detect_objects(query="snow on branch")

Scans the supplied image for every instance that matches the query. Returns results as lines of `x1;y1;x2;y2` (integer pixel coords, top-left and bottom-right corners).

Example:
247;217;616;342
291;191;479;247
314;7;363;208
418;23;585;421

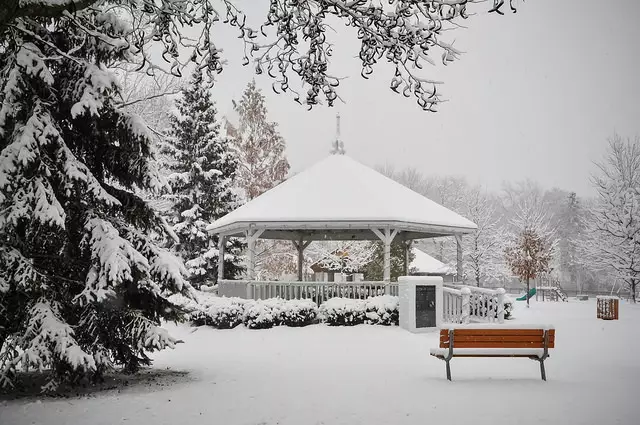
78;216;150;304
1;301;96;384
2;1;519;112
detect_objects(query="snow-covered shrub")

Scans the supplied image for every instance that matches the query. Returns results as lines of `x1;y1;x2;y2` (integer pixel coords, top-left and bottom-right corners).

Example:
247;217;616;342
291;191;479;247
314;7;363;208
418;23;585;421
205;297;247;329
365;296;399;326
168;292;246;328
319;298;367;326
503;295;514;320
243;298;284;329
167;293;203;317
280;299;319;327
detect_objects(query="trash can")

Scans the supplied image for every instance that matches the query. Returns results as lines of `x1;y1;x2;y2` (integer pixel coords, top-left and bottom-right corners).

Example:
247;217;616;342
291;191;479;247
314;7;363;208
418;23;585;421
596;296;619;320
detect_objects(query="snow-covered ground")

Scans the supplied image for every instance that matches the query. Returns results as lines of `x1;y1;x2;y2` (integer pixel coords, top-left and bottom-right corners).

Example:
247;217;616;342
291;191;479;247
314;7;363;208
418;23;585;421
2;299;639;425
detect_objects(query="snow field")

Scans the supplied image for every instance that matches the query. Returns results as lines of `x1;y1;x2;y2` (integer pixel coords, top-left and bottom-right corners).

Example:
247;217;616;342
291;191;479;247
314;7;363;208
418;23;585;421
2;299;639;425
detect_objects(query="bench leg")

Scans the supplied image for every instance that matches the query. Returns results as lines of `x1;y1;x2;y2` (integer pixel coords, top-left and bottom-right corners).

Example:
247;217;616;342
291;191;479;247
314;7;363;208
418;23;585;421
539;359;546;381
445;359;452;381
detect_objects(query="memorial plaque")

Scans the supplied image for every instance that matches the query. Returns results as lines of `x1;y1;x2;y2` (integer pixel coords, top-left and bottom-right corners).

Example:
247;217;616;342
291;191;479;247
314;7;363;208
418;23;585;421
415;285;436;328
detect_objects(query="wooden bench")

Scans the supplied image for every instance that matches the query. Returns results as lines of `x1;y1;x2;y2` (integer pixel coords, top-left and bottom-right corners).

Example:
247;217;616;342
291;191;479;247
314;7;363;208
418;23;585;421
430;325;555;381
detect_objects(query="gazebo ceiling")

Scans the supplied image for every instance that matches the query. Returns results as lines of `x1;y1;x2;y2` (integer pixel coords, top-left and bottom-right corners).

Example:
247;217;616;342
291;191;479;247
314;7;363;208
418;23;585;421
207;155;477;239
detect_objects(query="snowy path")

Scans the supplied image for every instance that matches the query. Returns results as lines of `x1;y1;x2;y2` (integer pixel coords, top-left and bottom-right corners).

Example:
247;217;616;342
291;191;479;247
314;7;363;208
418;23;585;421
2;300;639;425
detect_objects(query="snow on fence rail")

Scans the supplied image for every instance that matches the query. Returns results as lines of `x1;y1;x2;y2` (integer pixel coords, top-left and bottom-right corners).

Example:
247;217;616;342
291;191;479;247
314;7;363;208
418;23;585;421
443;285;505;324
218;280;399;305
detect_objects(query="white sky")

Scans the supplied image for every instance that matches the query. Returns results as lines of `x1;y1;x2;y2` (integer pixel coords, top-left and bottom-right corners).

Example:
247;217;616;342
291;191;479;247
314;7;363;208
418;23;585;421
190;0;640;197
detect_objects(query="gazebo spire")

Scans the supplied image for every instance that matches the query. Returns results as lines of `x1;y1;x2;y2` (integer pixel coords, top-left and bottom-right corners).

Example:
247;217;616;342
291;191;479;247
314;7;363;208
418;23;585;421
330;113;345;155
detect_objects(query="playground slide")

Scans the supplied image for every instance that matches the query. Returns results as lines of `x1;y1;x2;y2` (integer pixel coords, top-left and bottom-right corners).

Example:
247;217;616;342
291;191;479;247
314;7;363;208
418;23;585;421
516;288;536;301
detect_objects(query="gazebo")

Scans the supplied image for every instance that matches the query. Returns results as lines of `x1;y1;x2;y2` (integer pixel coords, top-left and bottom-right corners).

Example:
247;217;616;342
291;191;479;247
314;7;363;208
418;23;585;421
207;154;477;301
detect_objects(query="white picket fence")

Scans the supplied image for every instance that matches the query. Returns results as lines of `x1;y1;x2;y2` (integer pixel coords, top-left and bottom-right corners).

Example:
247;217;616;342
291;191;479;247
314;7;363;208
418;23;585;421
443;285;506;324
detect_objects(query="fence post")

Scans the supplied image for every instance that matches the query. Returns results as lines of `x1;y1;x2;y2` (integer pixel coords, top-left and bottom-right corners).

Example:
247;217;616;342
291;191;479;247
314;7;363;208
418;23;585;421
496;288;505;324
461;287;471;324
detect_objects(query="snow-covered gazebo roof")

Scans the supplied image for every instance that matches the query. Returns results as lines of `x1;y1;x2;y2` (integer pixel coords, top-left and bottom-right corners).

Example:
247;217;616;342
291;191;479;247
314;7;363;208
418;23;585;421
207;154;476;241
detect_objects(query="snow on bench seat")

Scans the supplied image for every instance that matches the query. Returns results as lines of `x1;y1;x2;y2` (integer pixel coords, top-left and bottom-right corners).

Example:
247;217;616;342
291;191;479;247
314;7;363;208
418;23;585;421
430;348;546;358
439;323;555;330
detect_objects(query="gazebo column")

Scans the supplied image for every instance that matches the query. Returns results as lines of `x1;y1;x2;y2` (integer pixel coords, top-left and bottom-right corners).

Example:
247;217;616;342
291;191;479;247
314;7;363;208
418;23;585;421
403;240;412;276
372;228;399;283
455;234;463;283
292;236;312;281
217;235;226;282
245;228;265;280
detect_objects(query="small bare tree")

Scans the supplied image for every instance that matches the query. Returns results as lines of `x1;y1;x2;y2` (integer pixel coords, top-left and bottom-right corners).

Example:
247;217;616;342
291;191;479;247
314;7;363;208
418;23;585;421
505;229;553;308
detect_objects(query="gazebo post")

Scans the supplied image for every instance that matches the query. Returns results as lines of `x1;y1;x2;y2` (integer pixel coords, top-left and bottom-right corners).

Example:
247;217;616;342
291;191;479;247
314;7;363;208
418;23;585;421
217;235;226;282
403;240;412;276
372;228;398;284
455;234;463;283
292;236;312;282
245;228;265;280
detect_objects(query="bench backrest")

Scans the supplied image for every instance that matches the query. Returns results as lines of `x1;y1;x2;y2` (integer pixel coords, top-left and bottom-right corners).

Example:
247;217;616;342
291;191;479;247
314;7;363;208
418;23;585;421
439;328;555;349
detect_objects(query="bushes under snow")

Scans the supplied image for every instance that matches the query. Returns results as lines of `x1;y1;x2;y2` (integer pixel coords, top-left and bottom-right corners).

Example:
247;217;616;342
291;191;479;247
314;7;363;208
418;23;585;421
172;292;512;329
319;298;367;326
319;296;398;326
171;292;398;329
503;295;514;320
280;299;319;327
365;296;400;326
203;298;247;329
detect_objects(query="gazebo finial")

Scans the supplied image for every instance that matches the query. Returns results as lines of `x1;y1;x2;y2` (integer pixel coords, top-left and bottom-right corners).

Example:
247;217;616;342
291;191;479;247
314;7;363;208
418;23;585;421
330;113;346;155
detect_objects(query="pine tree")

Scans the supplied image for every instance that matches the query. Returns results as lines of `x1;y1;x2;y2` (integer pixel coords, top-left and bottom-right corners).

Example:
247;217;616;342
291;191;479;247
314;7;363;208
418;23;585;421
0;12;194;390
363;242;415;282
164;69;243;287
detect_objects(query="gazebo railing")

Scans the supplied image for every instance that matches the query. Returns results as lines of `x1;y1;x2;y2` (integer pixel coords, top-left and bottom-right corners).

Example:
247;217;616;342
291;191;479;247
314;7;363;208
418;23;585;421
218;279;398;304
217;280;504;323
443;285;505;324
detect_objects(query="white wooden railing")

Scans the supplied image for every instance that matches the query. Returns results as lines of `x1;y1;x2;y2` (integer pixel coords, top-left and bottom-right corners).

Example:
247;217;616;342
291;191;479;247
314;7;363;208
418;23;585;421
218;280;398;305
443;285;505;324
218;280;504;323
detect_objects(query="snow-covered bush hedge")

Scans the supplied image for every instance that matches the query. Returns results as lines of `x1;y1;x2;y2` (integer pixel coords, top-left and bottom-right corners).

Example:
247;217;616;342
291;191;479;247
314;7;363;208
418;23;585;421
280;299;319;327
242;298;319;329
243;298;284;329
203;297;247;329
168;292;246;328
503;295;514;320
365;296;400;326
319;298;367;326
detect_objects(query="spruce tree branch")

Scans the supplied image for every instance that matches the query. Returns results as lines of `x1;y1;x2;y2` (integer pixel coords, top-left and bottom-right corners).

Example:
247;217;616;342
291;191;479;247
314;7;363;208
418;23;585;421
119;90;181;108
0;0;98;28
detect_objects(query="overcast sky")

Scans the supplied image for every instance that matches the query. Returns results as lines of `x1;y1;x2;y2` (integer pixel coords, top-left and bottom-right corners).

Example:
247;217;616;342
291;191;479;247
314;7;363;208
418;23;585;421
197;0;639;198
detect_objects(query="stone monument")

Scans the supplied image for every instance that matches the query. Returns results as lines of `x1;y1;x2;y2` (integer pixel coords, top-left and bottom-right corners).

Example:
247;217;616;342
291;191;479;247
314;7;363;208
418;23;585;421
398;276;443;333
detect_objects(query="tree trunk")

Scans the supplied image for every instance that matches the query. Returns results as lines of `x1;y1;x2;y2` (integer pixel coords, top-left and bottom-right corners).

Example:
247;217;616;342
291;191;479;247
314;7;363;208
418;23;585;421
632;279;637;303
526;277;530;308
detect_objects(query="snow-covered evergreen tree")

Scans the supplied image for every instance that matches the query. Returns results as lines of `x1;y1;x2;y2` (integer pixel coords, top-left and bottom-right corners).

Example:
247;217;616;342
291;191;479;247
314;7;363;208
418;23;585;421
164;68;243;287
0;11;195;390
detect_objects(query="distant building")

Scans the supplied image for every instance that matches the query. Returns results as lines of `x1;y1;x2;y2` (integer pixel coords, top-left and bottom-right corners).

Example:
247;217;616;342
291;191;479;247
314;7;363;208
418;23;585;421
410;248;456;282
310;250;364;283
